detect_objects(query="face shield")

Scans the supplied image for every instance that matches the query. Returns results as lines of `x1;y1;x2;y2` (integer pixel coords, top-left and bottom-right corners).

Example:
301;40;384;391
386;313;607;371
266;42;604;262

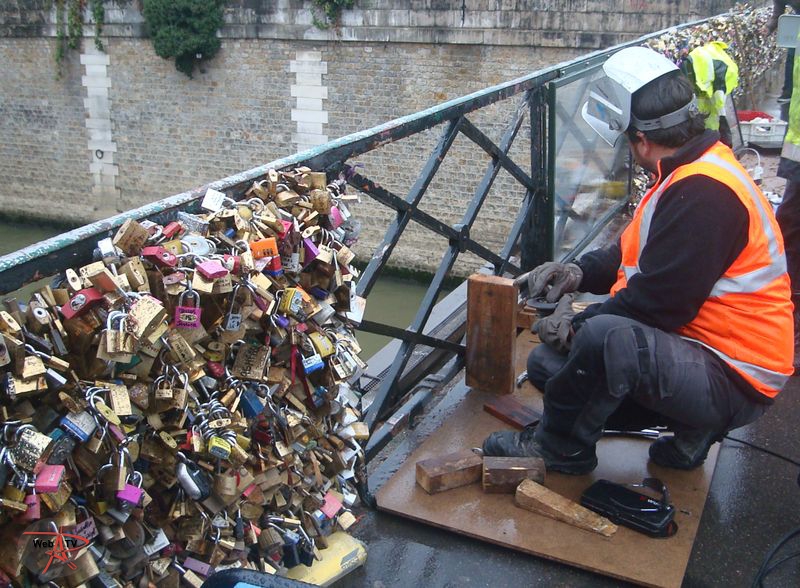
581;47;691;147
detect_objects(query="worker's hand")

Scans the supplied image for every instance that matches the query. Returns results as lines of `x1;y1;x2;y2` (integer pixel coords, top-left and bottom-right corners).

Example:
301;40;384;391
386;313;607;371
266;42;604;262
533;294;576;353
515;262;583;303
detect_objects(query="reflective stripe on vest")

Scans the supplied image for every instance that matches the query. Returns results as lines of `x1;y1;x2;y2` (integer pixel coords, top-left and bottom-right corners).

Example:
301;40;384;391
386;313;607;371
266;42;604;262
681;336;790;392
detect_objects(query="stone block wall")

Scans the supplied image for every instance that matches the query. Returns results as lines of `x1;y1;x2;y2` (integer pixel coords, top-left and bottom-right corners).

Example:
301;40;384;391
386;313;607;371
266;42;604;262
0;0;751;274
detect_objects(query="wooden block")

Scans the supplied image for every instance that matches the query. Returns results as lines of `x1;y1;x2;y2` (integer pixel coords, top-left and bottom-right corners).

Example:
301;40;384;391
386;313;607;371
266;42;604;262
466;274;517;394
482;456;545;493
415;450;483;494
517;302;537;331
515;479;617;537
483;396;541;430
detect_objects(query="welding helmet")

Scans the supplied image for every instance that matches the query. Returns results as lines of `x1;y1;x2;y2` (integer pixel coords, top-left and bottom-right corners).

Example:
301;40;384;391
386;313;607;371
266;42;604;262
581;46;696;146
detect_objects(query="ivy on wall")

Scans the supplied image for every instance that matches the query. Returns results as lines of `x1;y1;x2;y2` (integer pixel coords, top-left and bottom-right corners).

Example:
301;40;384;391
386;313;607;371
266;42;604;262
142;0;225;78
52;0;106;71
311;0;354;29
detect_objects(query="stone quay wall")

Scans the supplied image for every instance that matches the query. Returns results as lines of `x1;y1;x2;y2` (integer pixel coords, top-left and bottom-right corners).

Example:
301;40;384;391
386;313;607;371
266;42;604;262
0;0;743;274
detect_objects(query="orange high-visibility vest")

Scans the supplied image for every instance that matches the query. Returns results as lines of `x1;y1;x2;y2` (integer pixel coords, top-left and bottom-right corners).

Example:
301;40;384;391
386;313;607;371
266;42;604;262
610;141;793;398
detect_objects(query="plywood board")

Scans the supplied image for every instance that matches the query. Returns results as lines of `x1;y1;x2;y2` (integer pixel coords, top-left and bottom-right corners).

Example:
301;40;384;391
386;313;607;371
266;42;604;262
376;330;719;588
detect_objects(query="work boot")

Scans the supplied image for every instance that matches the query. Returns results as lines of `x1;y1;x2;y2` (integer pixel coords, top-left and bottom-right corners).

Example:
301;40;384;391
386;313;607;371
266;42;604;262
482;425;598;475
648;430;722;470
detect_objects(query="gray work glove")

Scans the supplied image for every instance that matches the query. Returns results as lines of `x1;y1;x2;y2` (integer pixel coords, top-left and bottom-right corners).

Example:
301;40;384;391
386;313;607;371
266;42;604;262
533;294;576;353
515;262;583;303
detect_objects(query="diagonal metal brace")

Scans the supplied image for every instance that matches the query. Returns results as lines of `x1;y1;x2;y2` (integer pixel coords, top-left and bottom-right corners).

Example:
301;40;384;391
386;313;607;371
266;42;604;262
356;320;465;355
458;117;537;192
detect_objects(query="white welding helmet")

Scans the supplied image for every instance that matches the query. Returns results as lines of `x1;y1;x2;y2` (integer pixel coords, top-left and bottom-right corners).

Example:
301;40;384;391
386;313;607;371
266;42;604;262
581;46;694;146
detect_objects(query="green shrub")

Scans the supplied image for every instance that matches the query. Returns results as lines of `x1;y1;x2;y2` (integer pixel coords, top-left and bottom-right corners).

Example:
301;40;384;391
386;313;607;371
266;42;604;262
312;0;354;29
142;0;224;78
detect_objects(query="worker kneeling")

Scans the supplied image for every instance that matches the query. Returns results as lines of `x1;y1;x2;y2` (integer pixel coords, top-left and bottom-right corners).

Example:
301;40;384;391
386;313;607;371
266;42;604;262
483;47;794;475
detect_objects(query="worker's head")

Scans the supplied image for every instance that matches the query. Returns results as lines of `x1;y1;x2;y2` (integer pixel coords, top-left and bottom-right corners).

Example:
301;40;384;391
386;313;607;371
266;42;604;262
582;46;705;157
625;70;706;148
624;70;707;170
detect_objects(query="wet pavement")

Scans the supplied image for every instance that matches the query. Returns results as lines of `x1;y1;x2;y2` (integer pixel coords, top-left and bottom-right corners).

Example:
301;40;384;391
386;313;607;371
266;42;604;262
336;92;800;587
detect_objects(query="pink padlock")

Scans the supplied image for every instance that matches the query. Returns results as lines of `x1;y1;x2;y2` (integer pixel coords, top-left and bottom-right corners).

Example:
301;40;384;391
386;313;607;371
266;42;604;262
277;220;293;239
116;471;145;507
18;491;42;522
196;259;229;280
329;206;344;229
183;556;213;576
174;290;202;329
35;464;65;493
302;237;319;268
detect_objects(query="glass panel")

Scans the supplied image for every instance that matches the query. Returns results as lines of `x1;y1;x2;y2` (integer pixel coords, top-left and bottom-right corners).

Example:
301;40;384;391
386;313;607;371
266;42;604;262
552;68;632;258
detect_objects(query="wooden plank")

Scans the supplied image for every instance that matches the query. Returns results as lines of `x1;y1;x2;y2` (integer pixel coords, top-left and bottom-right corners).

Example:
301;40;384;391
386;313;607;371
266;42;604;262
465;274;517;394
515;479;617;537
416;450;483;494
376;331;718;588
483;395;541;429
482;457;545;493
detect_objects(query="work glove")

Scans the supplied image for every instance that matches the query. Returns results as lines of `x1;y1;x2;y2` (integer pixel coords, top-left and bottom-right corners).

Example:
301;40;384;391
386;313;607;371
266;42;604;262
533;294;576;353
515;262;583;303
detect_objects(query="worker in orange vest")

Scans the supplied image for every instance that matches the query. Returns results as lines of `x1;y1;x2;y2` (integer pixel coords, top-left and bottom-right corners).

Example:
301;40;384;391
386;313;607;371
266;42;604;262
483;47;794;474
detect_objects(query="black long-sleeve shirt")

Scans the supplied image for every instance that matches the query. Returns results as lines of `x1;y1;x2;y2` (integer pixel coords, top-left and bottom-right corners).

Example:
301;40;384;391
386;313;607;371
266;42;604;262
572;130;768;402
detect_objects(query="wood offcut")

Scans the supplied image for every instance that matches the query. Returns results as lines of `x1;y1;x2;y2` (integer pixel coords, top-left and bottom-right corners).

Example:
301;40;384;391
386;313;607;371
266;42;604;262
514;479;617;537
482;456;545;493
416;450;483;494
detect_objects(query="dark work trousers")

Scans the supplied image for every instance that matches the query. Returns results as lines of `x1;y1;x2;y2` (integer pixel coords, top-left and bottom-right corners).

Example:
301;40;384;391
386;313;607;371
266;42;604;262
777;180;800;297
784;48;796;98
527;314;767;454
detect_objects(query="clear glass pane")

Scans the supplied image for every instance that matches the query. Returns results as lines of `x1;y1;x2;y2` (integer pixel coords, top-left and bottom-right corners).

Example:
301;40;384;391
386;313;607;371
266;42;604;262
552;68;631;257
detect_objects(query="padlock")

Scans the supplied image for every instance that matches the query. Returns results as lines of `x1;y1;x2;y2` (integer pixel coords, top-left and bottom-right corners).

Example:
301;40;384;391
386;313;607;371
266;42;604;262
231;344;270;381
142;245;178;268
196;259;229;280
174;289;203;329
223;285;245;332
116;470;145;507
11;426;53;473
60;287;104;320
112;218;150;256
176;453;212;501
34;463;65;492
162;220;183;239
18;485;41;522
302;350;325;374
64;548;101;587
171;560;205;588
278;287;305;319
250;237;279;259
207;436;232;460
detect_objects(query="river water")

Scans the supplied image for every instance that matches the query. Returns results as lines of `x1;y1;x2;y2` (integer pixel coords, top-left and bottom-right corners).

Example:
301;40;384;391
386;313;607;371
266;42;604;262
0;221;439;358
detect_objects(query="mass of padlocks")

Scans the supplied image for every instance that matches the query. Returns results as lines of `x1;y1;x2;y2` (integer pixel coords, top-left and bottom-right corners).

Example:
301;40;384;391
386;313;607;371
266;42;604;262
0;167;370;585
646;3;782;101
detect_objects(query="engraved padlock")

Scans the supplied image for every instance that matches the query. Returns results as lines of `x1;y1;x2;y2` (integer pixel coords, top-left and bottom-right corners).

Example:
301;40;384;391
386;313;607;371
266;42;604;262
174;288;202;329
224;285;244;332
196;258;229;280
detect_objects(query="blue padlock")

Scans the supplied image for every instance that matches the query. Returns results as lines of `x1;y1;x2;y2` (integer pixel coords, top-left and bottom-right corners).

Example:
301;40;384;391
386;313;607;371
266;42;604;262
240;388;266;418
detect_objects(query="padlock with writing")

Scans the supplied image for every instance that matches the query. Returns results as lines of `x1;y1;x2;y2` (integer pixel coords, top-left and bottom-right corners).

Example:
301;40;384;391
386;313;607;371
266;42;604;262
34;463;65;493
174;288;202;329
301;349;325;374
11;425;53;473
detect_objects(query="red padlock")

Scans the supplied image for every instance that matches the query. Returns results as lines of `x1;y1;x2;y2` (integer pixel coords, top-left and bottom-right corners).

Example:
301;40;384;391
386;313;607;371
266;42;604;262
60;287;104;320
142;246;178;268
206;361;225;378
223;254;241;275
264;256;283;277
161;221;183;239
